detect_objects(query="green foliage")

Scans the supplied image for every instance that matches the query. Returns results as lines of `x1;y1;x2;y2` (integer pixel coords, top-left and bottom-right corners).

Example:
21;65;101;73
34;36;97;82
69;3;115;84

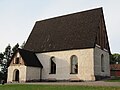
110;53;120;64
0;53;4;81
12;43;19;54
0;53;4;59
0;85;120;90
0;43;20;82
0;53;4;64
4;44;11;60
0;72;4;81
0;44;12;82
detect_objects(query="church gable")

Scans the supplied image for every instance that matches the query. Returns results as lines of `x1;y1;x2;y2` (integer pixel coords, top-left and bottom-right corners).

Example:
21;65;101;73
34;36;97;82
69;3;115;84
10;52;25;66
96;15;110;53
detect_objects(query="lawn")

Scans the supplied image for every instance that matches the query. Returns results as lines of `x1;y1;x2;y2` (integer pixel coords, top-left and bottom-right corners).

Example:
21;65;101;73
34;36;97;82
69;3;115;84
0;84;120;90
105;77;120;82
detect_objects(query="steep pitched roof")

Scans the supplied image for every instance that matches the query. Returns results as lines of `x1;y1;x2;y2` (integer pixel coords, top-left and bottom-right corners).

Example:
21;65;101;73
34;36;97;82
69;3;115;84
18;49;43;67
24;7;110;53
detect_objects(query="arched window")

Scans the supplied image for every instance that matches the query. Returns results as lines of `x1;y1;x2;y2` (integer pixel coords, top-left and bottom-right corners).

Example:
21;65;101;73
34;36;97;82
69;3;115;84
101;54;104;72
71;55;78;74
50;57;56;74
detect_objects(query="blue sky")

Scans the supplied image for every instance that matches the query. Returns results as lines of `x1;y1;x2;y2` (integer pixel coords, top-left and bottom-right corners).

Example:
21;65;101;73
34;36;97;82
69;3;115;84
0;0;120;53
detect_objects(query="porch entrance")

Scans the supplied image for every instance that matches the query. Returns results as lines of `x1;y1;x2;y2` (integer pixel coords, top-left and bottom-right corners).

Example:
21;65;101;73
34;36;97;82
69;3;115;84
13;69;19;82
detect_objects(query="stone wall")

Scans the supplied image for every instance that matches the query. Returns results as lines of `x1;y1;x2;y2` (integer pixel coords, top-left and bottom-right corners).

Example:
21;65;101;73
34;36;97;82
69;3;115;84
7;46;110;82
94;45;110;79
36;48;95;81
7;65;26;83
26;66;42;81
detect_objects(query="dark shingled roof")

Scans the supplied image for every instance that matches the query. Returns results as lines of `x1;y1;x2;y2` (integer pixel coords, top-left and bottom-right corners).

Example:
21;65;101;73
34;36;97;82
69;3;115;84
18;49;43;67
24;7;105;53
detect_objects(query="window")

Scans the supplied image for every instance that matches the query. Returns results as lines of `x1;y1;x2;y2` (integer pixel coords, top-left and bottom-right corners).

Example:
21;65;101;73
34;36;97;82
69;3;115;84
101;54;104;72
50;57;56;74
71;55;78;74
15;57;19;64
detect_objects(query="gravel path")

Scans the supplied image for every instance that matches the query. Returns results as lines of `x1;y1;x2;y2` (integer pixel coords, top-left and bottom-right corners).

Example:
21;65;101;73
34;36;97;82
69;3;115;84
24;81;120;87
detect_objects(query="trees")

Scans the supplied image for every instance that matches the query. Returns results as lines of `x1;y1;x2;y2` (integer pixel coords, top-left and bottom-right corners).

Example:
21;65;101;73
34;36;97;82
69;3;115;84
110;53;120;64
12;43;19;54
4;44;12;67
0;53;4;64
0;43;20;82
0;53;4;81
0;42;26;82
0;44;12;82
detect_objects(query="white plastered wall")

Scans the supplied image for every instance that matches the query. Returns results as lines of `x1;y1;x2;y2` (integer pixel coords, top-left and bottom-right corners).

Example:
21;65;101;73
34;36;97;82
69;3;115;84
94;46;110;76
36;48;95;81
7;65;26;83
26;66;41;81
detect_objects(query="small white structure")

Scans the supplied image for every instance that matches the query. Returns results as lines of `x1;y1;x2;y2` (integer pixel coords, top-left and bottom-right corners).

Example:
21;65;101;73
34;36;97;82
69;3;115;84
7;7;111;82
7;49;43;82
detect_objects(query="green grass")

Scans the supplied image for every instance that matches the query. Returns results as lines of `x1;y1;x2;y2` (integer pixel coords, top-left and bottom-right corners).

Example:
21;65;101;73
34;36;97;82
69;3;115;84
105;79;120;82
105;77;120;82
0;84;120;90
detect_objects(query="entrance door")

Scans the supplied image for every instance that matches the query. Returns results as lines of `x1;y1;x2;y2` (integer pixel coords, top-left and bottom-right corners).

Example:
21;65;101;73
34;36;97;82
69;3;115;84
13;69;19;82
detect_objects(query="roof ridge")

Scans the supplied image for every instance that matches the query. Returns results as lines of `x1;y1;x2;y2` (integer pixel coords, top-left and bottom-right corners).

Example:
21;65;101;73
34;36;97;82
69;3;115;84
36;7;103;23
24;7;107;53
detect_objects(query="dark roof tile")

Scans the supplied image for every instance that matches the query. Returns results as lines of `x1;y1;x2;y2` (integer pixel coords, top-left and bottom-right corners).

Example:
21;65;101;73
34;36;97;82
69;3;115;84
18;49;43;67
24;8;103;52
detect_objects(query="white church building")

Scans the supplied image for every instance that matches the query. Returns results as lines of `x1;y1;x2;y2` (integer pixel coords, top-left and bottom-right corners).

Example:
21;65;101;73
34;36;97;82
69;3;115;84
7;7;111;82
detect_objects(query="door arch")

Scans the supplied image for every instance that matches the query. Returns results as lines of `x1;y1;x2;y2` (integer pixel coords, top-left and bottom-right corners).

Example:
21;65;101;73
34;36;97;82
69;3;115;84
13;69;19;82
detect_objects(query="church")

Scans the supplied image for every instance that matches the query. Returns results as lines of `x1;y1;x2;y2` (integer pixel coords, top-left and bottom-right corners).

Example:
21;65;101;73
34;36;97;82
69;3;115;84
7;7;111;82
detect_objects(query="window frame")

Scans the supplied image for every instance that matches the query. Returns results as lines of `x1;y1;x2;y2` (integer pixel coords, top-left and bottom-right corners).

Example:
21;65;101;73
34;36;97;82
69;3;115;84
101;54;104;72
70;55;78;74
49;56;56;74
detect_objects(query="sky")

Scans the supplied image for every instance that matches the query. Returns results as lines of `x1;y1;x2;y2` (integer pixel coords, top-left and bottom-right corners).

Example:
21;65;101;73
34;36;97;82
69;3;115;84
0;0;120;53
